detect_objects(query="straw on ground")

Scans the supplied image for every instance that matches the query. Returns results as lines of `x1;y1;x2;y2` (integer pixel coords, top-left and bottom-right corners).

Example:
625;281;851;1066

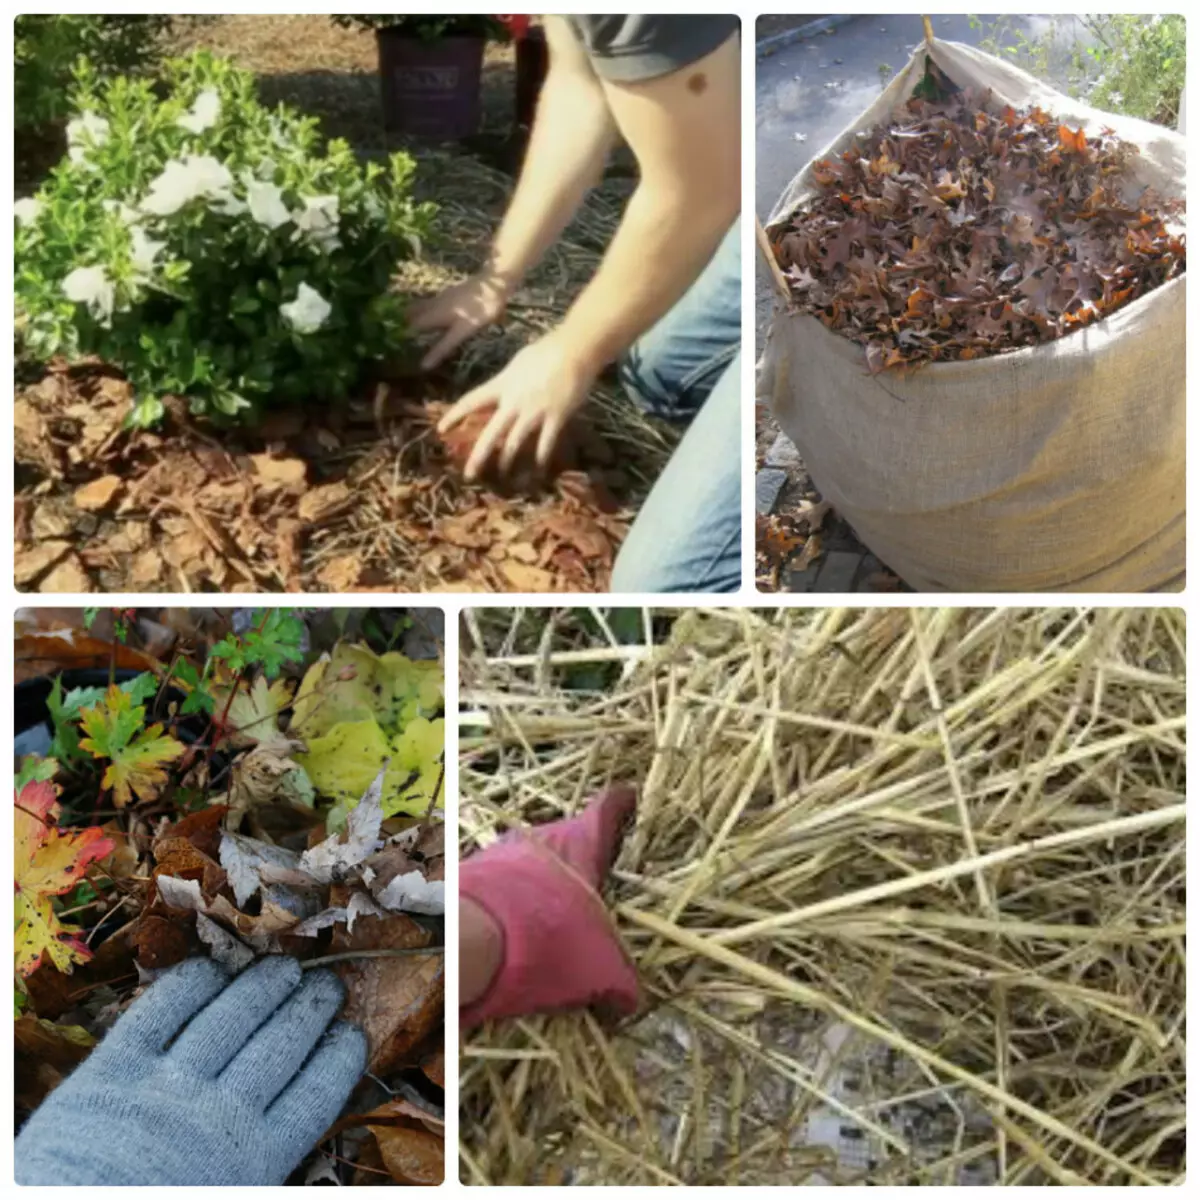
460;607;1185;1186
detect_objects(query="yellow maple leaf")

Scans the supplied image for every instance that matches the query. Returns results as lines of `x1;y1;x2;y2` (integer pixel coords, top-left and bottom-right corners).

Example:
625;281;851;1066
393;717;446;809
292;644;443;739
78;685;186;808
14;780;114;978
296;717;444;818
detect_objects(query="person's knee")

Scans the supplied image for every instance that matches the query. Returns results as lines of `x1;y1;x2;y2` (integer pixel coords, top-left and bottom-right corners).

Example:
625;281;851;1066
619;221;741;419
611;522;740;594
619;336;675;417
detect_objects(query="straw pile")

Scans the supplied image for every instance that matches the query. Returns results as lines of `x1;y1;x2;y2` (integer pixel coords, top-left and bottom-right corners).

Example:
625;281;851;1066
459;607;1186;1186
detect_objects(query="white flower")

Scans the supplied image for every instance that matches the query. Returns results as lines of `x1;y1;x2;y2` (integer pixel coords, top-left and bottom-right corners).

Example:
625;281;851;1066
177;88;221;135
129;226;166;276
245;179;291;230
293;194;341;252
212;192;248;217
141;155;235;216
255;156;278;180
280;282;331;334
62;265;116;325
66;111;110;165
14;197;41;226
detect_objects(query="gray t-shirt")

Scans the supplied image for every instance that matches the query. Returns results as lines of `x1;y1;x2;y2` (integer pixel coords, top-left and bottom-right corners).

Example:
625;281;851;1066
567;15;740;82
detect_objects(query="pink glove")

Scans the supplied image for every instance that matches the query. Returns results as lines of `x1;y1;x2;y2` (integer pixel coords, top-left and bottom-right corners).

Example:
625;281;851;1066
459;786;639;1029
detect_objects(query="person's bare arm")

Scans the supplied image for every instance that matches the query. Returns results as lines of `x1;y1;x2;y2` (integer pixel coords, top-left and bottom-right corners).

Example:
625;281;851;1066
411;18;617;368
441;31;741;478
557;32;741;373
484;18;618;292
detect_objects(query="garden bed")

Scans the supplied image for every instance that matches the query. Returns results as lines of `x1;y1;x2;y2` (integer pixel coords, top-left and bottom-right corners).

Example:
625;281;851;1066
13;18;671;594
15;358;646;593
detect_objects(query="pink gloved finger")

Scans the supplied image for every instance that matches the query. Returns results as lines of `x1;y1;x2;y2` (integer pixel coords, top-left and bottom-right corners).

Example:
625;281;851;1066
526;785;637;888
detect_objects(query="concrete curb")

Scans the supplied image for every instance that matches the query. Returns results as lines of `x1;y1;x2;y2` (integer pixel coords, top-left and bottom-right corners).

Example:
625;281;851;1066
755;15;856;57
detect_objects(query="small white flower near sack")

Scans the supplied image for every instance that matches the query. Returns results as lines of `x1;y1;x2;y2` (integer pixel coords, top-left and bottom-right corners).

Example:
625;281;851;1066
280;282;332;334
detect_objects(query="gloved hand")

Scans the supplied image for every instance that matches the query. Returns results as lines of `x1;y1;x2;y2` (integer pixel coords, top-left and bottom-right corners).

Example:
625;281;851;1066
15;956;366;1185
460;785;640;1028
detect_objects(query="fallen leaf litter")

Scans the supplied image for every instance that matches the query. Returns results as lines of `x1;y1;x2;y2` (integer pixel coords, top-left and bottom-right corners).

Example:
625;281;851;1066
16;612;447;1184
15;371;633;594
774;94;1186;370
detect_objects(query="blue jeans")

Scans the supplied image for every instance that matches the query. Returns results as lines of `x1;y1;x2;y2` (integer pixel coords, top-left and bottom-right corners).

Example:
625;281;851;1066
610;220;741;593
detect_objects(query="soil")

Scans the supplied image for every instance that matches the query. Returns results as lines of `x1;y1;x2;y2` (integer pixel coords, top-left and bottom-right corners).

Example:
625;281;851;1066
14;364;634;594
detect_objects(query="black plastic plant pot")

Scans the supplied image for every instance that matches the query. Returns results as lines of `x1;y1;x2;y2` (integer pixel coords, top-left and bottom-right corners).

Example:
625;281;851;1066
375;28;486;142
14;668;208;762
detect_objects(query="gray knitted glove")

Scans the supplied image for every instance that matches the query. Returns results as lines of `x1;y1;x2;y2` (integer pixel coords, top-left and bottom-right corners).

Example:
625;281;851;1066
15;956;367;1185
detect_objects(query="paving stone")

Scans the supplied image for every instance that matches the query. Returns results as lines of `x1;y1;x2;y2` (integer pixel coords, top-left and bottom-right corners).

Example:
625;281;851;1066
764;432;804;470
813;549;863;593
785;561;822;592
856;554;884;587
755;468;788;515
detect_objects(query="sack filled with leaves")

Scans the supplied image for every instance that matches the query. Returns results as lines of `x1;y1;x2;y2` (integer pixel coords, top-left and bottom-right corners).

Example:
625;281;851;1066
759;38;1185;593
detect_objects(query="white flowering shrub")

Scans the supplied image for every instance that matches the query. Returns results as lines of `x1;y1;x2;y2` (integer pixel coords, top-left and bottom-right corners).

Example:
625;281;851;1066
15;52;436;425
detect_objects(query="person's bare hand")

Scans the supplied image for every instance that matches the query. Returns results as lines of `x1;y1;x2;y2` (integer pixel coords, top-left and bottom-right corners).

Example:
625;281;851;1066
409;274;510;370
436;333;596;482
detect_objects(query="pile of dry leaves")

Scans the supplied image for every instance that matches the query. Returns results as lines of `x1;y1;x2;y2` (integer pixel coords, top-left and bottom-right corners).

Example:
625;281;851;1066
754;506;827;589
14;365;632;594
774;94;1186;370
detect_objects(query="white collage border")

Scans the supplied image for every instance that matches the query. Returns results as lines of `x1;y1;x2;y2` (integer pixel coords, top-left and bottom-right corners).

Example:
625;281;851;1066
2;2;1194;1193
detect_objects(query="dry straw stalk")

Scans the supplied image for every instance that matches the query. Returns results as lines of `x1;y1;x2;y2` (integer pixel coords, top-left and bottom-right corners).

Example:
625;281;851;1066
460;607;1185;1185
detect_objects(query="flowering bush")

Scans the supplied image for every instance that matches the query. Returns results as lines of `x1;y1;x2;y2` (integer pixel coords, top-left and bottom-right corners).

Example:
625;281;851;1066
15;16;175;130
14;52;436;426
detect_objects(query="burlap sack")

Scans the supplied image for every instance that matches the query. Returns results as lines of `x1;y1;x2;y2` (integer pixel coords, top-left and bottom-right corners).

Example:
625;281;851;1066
759;39;1185;592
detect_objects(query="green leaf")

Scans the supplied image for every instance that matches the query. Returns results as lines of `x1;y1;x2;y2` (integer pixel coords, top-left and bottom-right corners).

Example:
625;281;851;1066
170;659;215;715
125;672;159;705
63;879;99;909
127;395;165;429
211;609;306;680
47;678;96;764
15;757;59;793
46;673;158;765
